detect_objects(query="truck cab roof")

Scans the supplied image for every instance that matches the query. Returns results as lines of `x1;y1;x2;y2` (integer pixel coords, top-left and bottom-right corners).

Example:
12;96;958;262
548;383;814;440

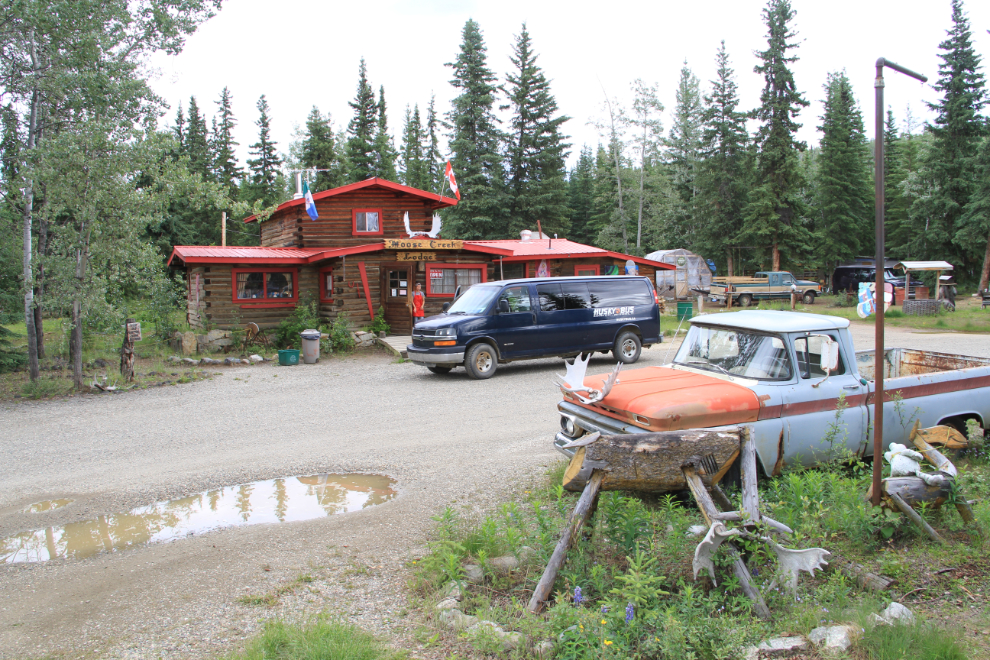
691;310;850;333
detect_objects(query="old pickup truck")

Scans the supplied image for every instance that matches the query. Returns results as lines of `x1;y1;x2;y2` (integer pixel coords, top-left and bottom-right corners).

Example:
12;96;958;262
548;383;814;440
554;310;990;479
710;272;821;307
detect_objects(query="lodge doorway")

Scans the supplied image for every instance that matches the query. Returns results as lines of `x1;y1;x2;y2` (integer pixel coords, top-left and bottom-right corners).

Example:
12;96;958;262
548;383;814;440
380;263;412;335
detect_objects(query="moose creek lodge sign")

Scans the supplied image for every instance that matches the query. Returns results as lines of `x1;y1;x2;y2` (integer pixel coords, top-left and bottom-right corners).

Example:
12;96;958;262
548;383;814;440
384;239;463;250
397;252;436;261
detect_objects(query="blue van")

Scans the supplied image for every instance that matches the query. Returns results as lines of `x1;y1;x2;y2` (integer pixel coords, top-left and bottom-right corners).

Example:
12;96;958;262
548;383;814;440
406;276;662;379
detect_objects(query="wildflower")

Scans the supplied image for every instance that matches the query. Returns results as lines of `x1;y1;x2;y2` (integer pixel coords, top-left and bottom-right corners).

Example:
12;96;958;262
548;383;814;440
604;639;613;646
574;586;583;604
601;605;609;614
579;624;584;631
625;603;634;623
601;619;607;625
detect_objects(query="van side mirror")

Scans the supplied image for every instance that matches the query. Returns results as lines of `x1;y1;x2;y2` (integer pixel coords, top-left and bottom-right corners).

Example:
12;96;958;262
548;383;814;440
820;337;840;372
498;299;510;314
442;302;450;312
453;285;462;300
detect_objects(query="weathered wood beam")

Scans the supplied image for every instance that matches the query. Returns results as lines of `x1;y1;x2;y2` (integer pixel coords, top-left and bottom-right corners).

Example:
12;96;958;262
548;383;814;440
527;470;605;615
739;428;761;523
830;555;897;592
890;492;946;544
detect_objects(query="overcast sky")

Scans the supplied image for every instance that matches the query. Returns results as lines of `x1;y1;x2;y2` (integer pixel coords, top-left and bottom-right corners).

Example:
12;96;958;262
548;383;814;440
147;0;990;175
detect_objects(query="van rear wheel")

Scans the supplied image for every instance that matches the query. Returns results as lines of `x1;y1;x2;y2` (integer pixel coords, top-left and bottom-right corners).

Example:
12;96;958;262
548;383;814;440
613;332;642;364
465;343;498;379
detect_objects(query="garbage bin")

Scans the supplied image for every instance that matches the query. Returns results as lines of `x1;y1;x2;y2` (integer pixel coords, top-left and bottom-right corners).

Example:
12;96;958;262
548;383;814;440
676;301;693;321
300;329;321;364
278;349;300;366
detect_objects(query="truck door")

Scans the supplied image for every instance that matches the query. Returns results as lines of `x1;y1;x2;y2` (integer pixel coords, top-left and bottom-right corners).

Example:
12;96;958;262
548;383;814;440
768;272;781;298
780;333;868;465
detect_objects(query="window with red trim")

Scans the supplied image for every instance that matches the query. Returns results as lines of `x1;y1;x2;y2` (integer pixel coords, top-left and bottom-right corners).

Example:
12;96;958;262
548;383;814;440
231;268;298;303
351;208;383;236
574;264;600;276
426;264;487;296
319;267;334;302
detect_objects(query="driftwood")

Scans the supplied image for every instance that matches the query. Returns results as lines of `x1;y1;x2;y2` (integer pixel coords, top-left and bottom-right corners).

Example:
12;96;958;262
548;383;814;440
527;470;605;614
890;492;946;544
879;477;952;507
683;465;771;619
830;556;897;592
562;428;741;493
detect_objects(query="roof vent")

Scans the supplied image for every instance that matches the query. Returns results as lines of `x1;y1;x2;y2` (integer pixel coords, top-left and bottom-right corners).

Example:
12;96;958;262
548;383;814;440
520;230;532;241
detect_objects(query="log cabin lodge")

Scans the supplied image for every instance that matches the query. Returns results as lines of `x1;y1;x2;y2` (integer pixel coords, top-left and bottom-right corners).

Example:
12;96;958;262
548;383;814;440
167;178;675;336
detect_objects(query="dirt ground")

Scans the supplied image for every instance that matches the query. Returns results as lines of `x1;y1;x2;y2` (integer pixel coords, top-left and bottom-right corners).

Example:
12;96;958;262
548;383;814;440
1;320;988;659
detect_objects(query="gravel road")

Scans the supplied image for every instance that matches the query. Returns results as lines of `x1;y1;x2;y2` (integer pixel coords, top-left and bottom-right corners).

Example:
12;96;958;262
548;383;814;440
1;318;988;659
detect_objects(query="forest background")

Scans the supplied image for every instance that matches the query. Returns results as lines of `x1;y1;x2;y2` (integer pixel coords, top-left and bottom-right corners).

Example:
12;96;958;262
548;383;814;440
1;0;989;381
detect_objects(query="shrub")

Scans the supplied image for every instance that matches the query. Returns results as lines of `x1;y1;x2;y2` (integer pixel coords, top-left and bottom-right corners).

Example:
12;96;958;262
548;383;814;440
366;307;390;336
274;296;320;349
327;312;354;353
0;324;26;373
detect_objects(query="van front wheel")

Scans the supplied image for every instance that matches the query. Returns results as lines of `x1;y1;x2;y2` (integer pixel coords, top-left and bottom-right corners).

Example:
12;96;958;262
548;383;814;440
465;343;498;379
613;332;642;364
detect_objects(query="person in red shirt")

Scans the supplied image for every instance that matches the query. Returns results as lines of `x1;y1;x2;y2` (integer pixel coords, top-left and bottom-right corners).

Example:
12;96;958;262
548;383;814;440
411;283;426;324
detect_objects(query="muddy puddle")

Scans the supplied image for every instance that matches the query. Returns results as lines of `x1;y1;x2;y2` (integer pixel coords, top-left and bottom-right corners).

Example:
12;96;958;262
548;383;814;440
2;474;396;564
25;499;74;513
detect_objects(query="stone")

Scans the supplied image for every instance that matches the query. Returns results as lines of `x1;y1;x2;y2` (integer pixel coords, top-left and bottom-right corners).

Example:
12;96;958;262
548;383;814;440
868;613;890;627
879;602;915;625
180;331;196;356
468;620;505;635
535;640;555;658
249;354;264;363
439;609;476;631
490;555;520;574
808;625;860;651
94;358;108;368
756;636;809;656
241;359;251;365
200;357;220;365
466;621;522;651
463;563;484;584
167;356;181;363
378;331;386;338
687;525;708;537
442;581;463;601
501;631;524;651
741;646;759;660
223;357;240;366
518;545;536;562
435;598;460;611
181;358;199;365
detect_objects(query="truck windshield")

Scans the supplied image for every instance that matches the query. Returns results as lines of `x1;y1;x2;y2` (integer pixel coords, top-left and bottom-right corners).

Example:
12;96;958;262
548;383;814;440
445;285;500;315
673;325;792;381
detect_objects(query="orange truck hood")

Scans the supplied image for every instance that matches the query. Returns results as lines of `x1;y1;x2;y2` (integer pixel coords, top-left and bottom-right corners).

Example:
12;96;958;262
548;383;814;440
575;366;761;432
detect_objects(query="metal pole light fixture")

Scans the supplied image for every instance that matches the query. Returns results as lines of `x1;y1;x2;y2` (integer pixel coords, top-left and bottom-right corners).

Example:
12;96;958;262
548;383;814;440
872;58;927;507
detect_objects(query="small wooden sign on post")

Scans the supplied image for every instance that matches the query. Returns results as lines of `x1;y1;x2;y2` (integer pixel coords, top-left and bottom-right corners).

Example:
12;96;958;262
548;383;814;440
126;322;142;342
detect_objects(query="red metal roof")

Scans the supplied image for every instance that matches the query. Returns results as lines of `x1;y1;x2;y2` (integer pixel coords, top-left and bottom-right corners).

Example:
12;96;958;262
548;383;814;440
167;243;384;266
463;239;675;269
242;178;459;223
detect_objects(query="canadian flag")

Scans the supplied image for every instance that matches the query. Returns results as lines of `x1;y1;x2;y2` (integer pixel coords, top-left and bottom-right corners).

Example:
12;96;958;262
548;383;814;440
445;161;460;200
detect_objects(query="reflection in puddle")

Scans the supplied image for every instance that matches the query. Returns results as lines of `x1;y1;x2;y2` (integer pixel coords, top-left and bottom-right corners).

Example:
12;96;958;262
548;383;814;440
25;499;74;513
2;474;396;564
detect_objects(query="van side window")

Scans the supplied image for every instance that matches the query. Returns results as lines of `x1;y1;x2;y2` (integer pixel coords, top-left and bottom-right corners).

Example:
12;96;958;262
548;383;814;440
588;280;651;308
560;283;591;309
794;335;846;379
537;283;564;311
498;286;532;312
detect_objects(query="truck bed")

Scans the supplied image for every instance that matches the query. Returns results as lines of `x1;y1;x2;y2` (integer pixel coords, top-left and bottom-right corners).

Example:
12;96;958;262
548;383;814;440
856;348;990;381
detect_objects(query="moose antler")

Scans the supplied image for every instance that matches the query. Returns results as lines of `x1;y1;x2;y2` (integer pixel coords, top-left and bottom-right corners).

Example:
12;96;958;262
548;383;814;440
554;355;621;404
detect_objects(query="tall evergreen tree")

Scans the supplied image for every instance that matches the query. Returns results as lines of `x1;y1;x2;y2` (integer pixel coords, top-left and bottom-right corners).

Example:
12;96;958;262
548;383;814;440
184;95;210;179
961;136;990;291
424;94;443;194
213;86;242;197
346;58;378;182
372;85;398;180
173;103;186;150
567;145;596;244
742;0;810;271
245;94;284;206
444;19;506;239
400;104;428;189
665;61;703;248
696;41;751;276
301;106;344;192
503;24;570;237
813;71;873;270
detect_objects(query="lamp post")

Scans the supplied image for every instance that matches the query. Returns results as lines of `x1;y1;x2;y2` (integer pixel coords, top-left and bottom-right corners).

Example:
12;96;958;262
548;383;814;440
872;58;927;506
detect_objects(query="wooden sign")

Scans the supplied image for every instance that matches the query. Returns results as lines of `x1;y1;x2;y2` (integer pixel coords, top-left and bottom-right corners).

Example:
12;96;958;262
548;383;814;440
397;252;436;261
126;322;142;342
385;238;463;250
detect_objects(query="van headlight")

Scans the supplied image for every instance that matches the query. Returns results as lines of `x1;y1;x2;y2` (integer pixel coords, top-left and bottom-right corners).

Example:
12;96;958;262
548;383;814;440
560;414;583;438
435;328;456;337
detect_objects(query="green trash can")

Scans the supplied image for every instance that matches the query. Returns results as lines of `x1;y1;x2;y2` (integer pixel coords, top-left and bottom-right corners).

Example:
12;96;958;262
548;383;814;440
278;349;300;366
676;301;694;321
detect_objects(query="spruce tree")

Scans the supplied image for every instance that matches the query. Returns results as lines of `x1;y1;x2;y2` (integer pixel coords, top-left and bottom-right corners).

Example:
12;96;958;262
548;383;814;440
444;19;507;239
346;58;378;182
743;0;810;271
960;136;990;291
503;24;570;238
813;71;873;270
696;41;751;276
666;61;703;248
245;94;284;206
912;0;987;272
424;94;442;193
372;85;398;180
400;104;428;189
567;145;596;244
213;86;242;197
883;108;911;253
301;106;344;192
185;95;211;179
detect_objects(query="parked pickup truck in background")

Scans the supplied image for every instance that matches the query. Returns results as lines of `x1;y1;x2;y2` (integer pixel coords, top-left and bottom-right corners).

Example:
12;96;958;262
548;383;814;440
554;311;990;479
710;272;822;307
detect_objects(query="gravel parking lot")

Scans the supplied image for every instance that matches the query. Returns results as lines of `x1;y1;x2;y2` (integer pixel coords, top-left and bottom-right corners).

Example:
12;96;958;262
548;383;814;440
1;319;988;659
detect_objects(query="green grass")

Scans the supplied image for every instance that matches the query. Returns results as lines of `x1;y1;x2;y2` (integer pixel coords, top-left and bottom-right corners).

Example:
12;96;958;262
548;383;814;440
859;622;968;660
222;619;406;660
810;294;990;333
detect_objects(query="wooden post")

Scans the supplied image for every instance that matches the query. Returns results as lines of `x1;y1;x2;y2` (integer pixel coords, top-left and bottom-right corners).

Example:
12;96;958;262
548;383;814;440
739;428;761;524
120;317;135;383
697;294;704;313
890;492;945;544
726;284;732;309
221;211;227;247
683;465;770;619
790;291;797;310
528;470;605;614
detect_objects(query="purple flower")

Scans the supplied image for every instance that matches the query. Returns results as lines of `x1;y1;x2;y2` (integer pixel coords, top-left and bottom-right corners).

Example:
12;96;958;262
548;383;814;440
625;603;634;623
574;586;583;604
601;605;609;614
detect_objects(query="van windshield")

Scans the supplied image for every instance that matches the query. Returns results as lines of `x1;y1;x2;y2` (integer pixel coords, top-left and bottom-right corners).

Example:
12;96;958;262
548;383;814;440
446;285;500;315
